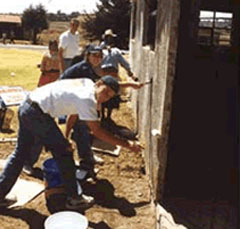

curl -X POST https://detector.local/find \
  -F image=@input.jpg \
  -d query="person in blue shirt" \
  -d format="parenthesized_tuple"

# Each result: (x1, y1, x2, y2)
(61, 45, 104, 177)
(99, 29, 139, 120)
(0, 75, 143, 208)
(60, 45, 101, 82)
(100, 29, 137, 80)
(22, 45, 103, 177)
(62, 44, 144, 179)
(23, 45, 144, 180)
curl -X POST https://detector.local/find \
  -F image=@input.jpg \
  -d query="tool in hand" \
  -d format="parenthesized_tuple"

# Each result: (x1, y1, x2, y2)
(143, 78, 152, 85)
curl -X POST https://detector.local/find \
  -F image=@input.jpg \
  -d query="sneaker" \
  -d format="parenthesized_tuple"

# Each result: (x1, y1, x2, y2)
(22, 165, 34, 175)
(85, 168, 99, 182)
(93, 154, 104, 165)
(76, 167, 99, 181)
(76, 169, 88, 180)
(0, 195, 17, 207)
(65, 194, 94, 210)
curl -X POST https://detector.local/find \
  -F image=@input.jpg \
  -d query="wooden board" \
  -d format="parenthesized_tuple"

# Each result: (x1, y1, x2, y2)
(92, 137, 121, 156)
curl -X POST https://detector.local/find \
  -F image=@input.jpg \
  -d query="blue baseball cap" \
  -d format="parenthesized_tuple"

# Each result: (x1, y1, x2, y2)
(101, 75, 119, 94)
(87, 44, 102, 54)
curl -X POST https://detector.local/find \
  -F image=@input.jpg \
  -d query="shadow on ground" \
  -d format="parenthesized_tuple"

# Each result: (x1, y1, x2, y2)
(82, 178, 150, 217)
(44, 177, 150, 218)
(0, 207, 47, 229)
(89, 221, 112, 229)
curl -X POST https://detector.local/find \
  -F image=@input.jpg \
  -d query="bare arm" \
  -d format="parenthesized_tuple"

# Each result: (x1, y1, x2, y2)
(116, 50, 137, 80)
(127, 71, 138, 81)
(58, 47, 65, 73)
(119, 81, 145, 89)
(87, 120, 143, 153)
(40, 55, 48, 74)
(65, 114, 78, 138)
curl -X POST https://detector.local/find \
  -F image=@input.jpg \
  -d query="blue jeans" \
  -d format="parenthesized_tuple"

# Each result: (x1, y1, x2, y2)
(71, 121, 94, 170)
(24, 136, 43, 167)
(0, 99, 79, 199)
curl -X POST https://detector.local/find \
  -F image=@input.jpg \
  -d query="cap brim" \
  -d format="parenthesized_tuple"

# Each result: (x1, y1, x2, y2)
(89, 51, 101, 54)
(103, 34, 117, 38)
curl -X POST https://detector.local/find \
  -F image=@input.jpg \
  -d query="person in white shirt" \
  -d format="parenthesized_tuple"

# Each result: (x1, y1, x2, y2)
(0, 76, 143, 210)
(58, 18, 80, 124)
(99, 29, 138, 120)
(58, 18, 80, 73)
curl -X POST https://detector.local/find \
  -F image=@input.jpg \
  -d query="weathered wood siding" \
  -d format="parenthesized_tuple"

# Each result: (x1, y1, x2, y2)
(129, 0, 180, 200)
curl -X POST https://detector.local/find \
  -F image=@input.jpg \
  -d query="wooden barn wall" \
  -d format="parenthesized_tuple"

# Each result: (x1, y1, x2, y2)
(130, 0, 180, 200)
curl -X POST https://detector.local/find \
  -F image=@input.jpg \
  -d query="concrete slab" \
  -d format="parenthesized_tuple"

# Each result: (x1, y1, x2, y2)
(6, 179, 45, 208)
(0, 159, 45, 208)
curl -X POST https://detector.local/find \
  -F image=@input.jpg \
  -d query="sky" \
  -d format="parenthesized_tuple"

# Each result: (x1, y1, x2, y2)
(200, 10, 232, 18)
(0, 0, 100, 14)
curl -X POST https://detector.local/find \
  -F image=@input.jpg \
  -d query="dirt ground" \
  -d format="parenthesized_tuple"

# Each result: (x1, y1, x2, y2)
(0, 102, 155, 229)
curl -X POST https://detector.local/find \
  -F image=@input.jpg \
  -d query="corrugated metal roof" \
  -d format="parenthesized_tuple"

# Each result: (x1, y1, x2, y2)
(0, 15, 21, 24)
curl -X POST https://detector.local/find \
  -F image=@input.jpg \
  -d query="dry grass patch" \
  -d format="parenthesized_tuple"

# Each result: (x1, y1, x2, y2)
(0, 49, 43, 90)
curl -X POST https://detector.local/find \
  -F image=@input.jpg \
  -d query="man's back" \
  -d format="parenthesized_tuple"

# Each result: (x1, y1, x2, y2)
(29, 78, 98, 119)
(60, 60, 99, 82)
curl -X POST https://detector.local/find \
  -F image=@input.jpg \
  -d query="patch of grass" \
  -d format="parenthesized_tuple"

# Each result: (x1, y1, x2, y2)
(0, 49, 44, 90)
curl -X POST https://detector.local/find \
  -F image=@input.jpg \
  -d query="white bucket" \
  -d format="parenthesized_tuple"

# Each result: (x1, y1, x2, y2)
(44, 211, 88, 229)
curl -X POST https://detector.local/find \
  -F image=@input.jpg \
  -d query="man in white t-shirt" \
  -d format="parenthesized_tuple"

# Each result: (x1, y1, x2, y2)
(58, 18, 80, 73)
(0, 76, 143, 210)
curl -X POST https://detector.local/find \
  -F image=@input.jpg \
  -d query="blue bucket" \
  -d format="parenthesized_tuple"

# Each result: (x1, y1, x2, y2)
(42, 158, 63, 189)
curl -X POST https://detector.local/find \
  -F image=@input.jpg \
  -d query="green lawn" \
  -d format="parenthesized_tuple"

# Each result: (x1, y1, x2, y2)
(0, 48, 44, 91)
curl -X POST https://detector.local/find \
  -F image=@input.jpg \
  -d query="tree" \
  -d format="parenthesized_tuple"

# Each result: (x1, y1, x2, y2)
(22, 4, 48, 44)
(82, 0, 131, 49)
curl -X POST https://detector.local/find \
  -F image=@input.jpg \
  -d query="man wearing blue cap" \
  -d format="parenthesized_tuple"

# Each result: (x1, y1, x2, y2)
(0, 75, 143, 209)
(60, 45, 144, 179)
(61, 44, 105, 176)
(22, 44, 104, 175)
(23, 44, 144, 179)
